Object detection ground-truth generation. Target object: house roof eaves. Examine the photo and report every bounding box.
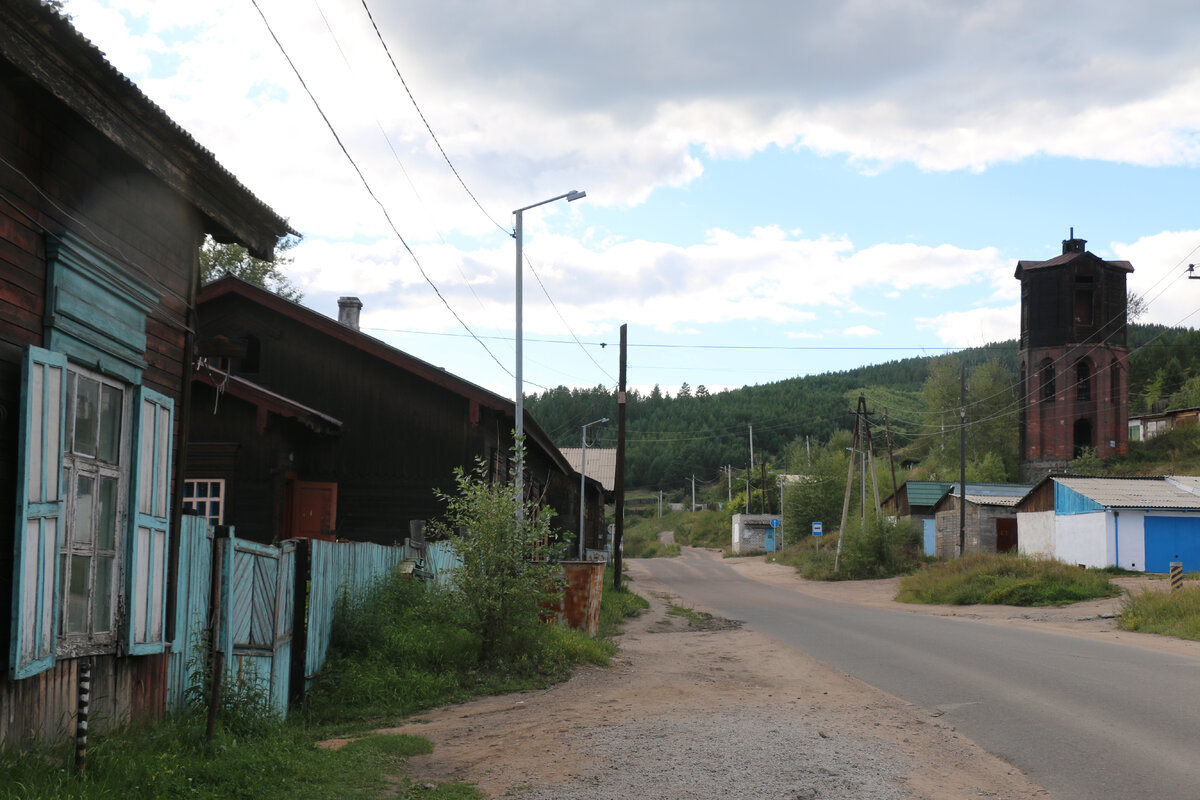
[0,1,291,259]
[193,366,343,435]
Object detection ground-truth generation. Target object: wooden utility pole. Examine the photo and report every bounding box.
[835,407,859,573]
[884,408,898,503]
[613,324,627,589]
[836,395,881,572]
[958,361,967,557]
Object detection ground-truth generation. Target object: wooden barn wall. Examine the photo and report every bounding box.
[1,58,202,745]
[194,295,558,545]
[188,384,333,543]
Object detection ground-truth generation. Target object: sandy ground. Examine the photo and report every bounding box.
[350,551,1198,799]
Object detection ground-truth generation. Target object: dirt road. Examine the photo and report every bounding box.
[380,550,1190,799]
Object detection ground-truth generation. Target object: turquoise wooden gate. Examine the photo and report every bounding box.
[217,533,296,715]
[168,523,295,717]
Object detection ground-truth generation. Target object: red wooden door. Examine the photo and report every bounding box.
[996,517,1017,553]
[290,481,337,541]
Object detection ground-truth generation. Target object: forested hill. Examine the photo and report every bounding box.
[524,323,1200,492]
[526,340,1019,491]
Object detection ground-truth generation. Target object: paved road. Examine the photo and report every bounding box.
[634,549,1200,800]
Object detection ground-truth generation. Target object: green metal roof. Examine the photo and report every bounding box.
[906,481,954,507]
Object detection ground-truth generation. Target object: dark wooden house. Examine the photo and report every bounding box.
[188,277,584,548]
[1016,233,1131,482]
[0,0,289,746]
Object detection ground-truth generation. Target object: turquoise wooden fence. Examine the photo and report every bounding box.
[424,540,462,586]
[167,515,213,713]
[304,539,410,689]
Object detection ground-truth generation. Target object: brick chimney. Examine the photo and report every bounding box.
[337,296,362,330]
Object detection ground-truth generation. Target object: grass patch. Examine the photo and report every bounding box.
[1118,584,1200,640]
[0,715,474,800]
[598,567,649,638]
[621,509,730,557]
[897,554,1121,606]
[666,603,710,627]
[301,567,623,729]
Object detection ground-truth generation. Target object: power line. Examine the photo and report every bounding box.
[250,0,513,380]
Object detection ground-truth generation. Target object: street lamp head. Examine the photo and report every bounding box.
[566,190,586,202]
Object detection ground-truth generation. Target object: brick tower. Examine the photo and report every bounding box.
[1016,233,1132,483]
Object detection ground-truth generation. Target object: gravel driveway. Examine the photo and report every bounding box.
[380,551,1055,799]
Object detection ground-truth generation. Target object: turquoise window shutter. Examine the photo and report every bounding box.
[125,387,174,655]
[10,347,67,680]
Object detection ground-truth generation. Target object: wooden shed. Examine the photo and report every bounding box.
[0,0,289,746]
[188,277,584,549]
[931,484,1031,559]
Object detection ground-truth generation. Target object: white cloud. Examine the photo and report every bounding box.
[843,325,880,338]
[915,304,1020,348]
[1113,229,1200,329]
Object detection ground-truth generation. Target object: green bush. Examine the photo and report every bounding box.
[836,515,923,579]
[431,458,565,661]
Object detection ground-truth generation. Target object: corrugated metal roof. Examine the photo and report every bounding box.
[560,447,617,492]
[961,493,1023,507]
[1166,476,1200,495]
[905,481,954,507]
[1054,477,1200,509]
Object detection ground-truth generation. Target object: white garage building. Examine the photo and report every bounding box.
[1016,476,1200,573]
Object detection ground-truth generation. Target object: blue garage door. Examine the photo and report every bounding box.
[1144,517,1200,573]
[923,519,937,557]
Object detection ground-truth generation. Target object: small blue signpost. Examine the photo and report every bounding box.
[812,521,823,536]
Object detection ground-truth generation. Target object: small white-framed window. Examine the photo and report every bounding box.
[59,365,129,654]
[183,479,225,525]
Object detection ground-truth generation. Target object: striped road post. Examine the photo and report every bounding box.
[1171,561,1184,592]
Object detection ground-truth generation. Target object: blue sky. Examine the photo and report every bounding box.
[62,0,1200,399]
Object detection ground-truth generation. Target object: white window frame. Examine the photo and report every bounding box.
[183,478,226,525]
[58,365,130,657]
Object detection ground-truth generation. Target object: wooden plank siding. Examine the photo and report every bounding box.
[0,2,289,748]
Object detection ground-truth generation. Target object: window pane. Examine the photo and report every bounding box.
[74,376,100,457]
[156,407,170,514]
[66,555,89,634]
[99,384,122,464]
[94,556,113,633]
[97,475,118,550]
[74,474,94,544]
[140,402,154,514]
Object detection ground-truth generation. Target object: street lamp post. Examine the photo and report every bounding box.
[579,416,608,558]
[512,190,586,513]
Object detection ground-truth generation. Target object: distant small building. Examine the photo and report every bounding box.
[1128,407,1200,443]
[732,514,780,554]
[882,481,955,556]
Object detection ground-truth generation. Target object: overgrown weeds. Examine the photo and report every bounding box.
[1119,584,1200,640]
[897,553,1121,606]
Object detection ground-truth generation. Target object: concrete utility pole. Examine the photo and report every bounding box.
[691,475,696,512]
